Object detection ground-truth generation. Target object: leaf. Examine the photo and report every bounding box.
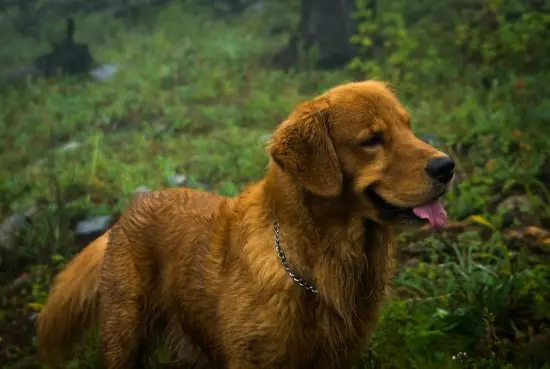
[502,178,517,192]
[27,302,44,312]
[467,215,496,231]
[433,308,449,319]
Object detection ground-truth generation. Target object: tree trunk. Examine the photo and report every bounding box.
[274,0,359,69]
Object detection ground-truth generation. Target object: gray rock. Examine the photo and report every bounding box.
[497,195,533,214]
[0,206,38,250]
[75,215,113,236]
[133,185,152,194]
[131,185,152,200]
[89,64,120,82]
[165,174,188,188]
[58,141,81,152]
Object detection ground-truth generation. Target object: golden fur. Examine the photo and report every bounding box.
[37,80,451,368]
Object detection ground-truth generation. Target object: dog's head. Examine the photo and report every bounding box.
[268,80,454,227]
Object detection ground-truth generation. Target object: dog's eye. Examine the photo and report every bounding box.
[359,134,383,148]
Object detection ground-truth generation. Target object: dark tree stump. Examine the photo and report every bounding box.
[273,0,359,69]
[33,18,94,77]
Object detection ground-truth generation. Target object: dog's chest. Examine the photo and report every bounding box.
[312,293,380,362]
[249,295,380,369]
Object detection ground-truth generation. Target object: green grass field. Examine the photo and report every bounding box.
[1,1,549,368]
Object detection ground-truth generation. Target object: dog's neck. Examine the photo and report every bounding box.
[260,164,395,317]
[263,164,358,231]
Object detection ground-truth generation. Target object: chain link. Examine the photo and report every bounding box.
[273,218,318,294]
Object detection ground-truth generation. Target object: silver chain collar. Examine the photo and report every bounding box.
[273,218,318,294]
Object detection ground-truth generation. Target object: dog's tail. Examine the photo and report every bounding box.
[37,232,108,367]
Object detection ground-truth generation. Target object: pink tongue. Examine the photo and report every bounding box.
[412,200,447,228]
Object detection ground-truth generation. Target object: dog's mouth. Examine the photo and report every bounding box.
[365,189,447,228]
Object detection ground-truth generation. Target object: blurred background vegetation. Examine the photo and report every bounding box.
[0,0,549,368]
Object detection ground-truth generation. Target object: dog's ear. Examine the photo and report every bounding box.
[268,98,342,197]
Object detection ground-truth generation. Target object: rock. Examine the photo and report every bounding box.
[89,63,120,82]
[0,207,38,250]
[165,174,188,188]
[75,215,113,236]
[497,194,544,226]
[497,195,533,213]
[132,185,152,198]
[58,141,81,152]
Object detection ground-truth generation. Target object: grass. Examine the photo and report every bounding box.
[1,0,550,368]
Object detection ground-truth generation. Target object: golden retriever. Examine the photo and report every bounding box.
[37,80,454,369]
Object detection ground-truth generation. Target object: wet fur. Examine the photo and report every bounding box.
[37,80,448,369]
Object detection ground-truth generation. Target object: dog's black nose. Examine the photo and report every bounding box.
[426,156,455,183]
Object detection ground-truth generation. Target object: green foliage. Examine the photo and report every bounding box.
[363,234,550,368]
[455,0,550,76]
[351,0,550,86]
